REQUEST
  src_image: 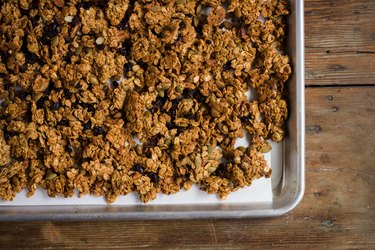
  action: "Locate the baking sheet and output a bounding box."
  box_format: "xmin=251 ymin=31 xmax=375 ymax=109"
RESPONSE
xmin=0 ymin=0 xmax=303 ymax=217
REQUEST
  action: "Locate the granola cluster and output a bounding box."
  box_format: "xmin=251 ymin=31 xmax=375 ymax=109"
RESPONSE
xmin=0 ymin=0 xmax=291 ymax=203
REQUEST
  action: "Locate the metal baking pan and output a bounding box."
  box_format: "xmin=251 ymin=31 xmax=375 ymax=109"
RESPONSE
xmin=0 ymin=0 xmax=304 ymax=220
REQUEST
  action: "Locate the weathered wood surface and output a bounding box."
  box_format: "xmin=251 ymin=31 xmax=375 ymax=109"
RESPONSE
xmin=305 ymin=0 xmax=375 ymax=86
xmin=0 ymin=0 xmax=375 ymax=249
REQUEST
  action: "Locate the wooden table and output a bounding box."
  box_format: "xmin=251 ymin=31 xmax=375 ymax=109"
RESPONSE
xmin=1 ymin=1 xmax=374 ymax=249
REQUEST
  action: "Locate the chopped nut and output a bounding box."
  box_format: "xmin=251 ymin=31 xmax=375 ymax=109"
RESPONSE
xmin=95 ymin=37 xmax=104 ymax=45
xmin=64 ymin=16 xmax=74 ymax=23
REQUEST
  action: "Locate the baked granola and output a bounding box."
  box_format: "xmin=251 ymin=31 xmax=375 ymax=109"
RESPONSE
xmin=0 ymin=0 xmax=291 ymax=203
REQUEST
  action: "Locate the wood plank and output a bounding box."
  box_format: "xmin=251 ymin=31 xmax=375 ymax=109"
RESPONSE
xmin=305 ymin=52 xmax=375 ymax=86
xmin=0 ymin=87 xmax=374 ymax=249
xmin=305 ymin=0 xmax=375 ymax=86
xmin=305 ymin=0 xmax=375 ymax=52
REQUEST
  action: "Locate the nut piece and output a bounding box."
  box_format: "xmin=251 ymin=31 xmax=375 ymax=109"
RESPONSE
xmin=64 ymin=16 xmax=74 ymax=23
xmin=95 ymin=37 xmax=104 ymax=45
xmin=54 ymin=0 xmax=65 ymax=8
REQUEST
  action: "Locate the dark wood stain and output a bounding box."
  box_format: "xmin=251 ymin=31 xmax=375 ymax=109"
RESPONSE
xmin=306 ymin=125 xmax=322 ymax=134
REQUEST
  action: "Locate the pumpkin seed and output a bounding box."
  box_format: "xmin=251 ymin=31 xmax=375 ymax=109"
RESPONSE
xmin=234 ymin=7 xmax=242 ymax=18
xmin=46 ymin=173 xmax=57 ymax=180
xmin=89 ymin=76 xmax=99 ymax=85
xmin=194 ymin=156 xmax=202 ymax=168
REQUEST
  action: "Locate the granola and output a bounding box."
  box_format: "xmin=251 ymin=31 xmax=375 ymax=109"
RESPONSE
xmin=0 ymin=0 xmax=291 ymax=203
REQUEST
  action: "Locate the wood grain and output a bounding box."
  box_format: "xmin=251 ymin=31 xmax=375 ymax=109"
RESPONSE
xmin=305 ymin=0 xmax=375 ymax=86
xmin=306 ymin=52 xmax=375 ymax=86
xmin=0 ymin=87 xmax=374 ymax=249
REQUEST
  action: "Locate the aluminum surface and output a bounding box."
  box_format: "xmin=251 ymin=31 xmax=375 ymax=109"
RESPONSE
xmin=0 ymin=0 xmax=304 ymax=220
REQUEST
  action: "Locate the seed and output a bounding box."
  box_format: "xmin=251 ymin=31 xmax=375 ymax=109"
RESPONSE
xmin=2 ymin=98 xmax=10 ymax=106
xmin=194 ymin=18 xmax=199 ymax=28
xmin=161 ymin=83 xmax=171 ymax=90
xmin=74 ymin=46 xmax=83 ymax=56
xmin=207 ymin=166 xmax=217 ymax=174
xmin=234 ymin=7 xmax=242 ymax=18
xmin=260 ymin=144 xmax=272 ymax=153
xmin=46 ymin=173 xmax=57 ymax=180
xmin=194 ymin=157 xmax=202 ymax=168
xmin=51 ymin=36 xmax=59 ymax=47
xmin=80 ymin=169 xmax=87 ymax=175
xmin=133 ymin=78 xmax=141 ymax=86
xmin=133 ymin=163 xmax=145 ymax=174
xmin=193 ymin=75 xmax=200 ymax=83
xmin=95 ymin=36 xmax=104 ymax=45
xmin=226 ymin=96 xmax=234 ymax=105
xmin=209 ymin=95 xmax=216 ymax=104
xmin=175 ymin=85 xmax=183 ymax=94
xmin=33 ymin=93 xmax=43 ymax=102
xmin=237 ymin=146 xmax=246 ymax=153
xmin=89 ymin=76 xmax=99 ymax=85
xmin=196 ymin=4 xmax=202 ymax=15
xmin=64 ymin=16 xmax=74 ymax=23
xmin=9 ymin=89 xmax=15 ymax=100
